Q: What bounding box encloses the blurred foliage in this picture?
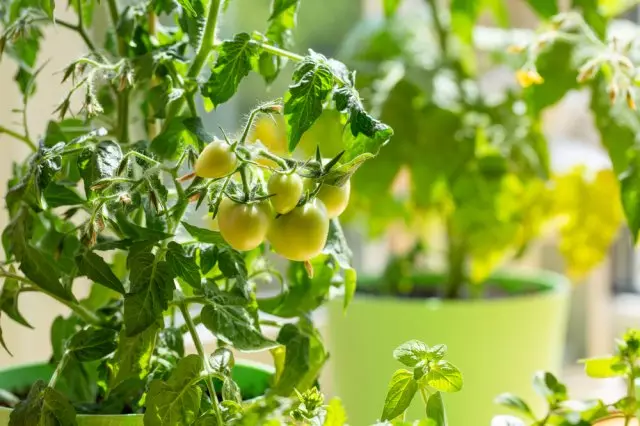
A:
[291,0,633,297]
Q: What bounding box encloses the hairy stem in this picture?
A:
[162,0,222,128]
[0,271,107,326]
[48,350,70,388]
[0,126,36,151]
[178,302,223,424]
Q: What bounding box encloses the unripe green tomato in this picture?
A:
[316,180,351,219]
[218,198,272,251]
[267,172,304,214]
[195,139,238,179]
[268,199,329,261]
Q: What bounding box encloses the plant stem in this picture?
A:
[425,0,448,56]
[106,0,130,143]
[48,350,70,388]
[178,302,223,424]
[0,126,36,151]
[162,0,222,128]
[239,166,251,201]
[0,270,107,326]
[253,41,304,62]
[74,0,96,52]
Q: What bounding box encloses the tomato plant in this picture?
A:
[0,0,394,423]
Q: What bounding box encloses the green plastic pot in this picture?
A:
[0,360,274,425]
[326,270,570,426]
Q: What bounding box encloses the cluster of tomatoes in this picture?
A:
[194,138,350,261]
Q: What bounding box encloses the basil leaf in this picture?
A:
[494,393,535,420]
[425,360,463,393]
[201,33,260,107]
[76,251,125,294]
[380,369,418,421]
[393,340,430,367]
[144,355,203,426]
[426,391,447,426]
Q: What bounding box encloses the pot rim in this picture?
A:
[352,268,570,305]
[0,359,275,418]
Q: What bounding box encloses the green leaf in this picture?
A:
[181,222,227,245]
[532,371,567,404]
[40,0,55,18]
[393,340,430,367]
[259,0,300,83]
[222,377,242,403]
[77,141,122,198]
[572,0,607,38]
[494,393,535,419]
[166,242,202,289]
[425,360,463,393]
[76,251,125,294]
[581,356,626,378]
[177,0,197,16]
[43,183,85,208]
[383,0,402,17]
[201,33,260,107]
[151,117,200,161]
[334,84,393,142]
[523,0,558,18]
[343,267,356,311]
[201,304,277,351]
[381,369,418,421]
[620,159,640,242]
[107,325,159,391]
[0,312,12,356]
[426,392,447,426]
[9,380,77,426]
[258,255,336,318]
[124,251,174,336]
[272,321,328,396]
[210,347,234,374]
[524,41,578,115]
[322,219,352,270]
[1,268,32,328]
[324,398,348,426]
[199,245,218,274]
[285,52,335,151]
[20,244,73,301]
[144,355,203,426]
[67,327,118,362]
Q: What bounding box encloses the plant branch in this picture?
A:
[425,0,448,57]
[252,41,304,62]
[178,302,223,424]
[0,270,107,327]
[48,350,70,388]
[0,126,36,151]
[162,0,222,128]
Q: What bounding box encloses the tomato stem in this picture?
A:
[239,166,251,201]
[0,125,35,151]
[161,0,222,130]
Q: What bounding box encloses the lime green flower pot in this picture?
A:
[0,360,274,425]
[326,271,570,426]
